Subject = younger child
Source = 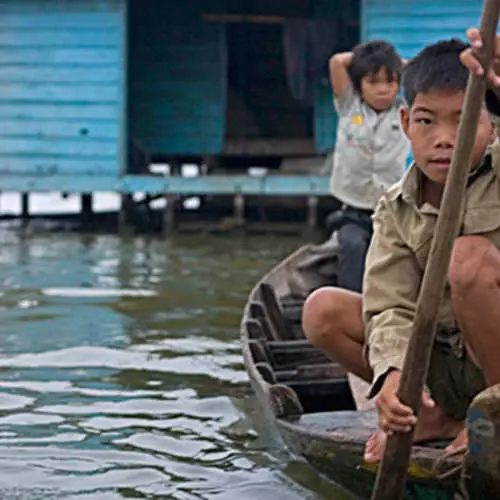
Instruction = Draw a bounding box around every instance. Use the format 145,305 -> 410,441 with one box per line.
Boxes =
304,34 -> 500,463
328,40 -> 410,293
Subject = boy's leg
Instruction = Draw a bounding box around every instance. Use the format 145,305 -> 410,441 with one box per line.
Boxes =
449,235 -> 500,386
445,235 -> 500,450
302,287 -> 372,382
337,221 -> 372,293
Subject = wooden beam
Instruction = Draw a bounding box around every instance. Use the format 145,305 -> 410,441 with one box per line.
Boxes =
202,13 -> 359,27
223,138 -> 316,156
203,13 -> 285,25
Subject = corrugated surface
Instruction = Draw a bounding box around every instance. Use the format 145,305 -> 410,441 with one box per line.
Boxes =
129,1 -> 227,156
363,0 -> 483,59
0,0 -> 125,177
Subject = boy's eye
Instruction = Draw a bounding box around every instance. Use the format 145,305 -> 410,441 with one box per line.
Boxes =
416,117 -> 432,125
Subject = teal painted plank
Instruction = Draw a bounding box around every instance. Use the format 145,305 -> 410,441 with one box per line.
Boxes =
0,174 -> 332,196
131,102 -> 223,121
314,81 -> 338,153
0,0 -> 124,178
0,14 -> 121,29
0,83 -> 119,103
0,28 -> 120,46
0,48 -> 120,64
0,119 -> 119,139
0,157 -> 117,176
0,137 -> 117,157
0,103 -> 119,120
363,0 -> 482,58
0,66 -> 120,83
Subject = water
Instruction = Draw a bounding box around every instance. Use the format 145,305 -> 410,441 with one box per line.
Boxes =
0,231 -> 354,500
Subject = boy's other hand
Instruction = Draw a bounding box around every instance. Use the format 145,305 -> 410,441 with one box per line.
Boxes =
460,28 -> 500,87
375,369 -> 435,434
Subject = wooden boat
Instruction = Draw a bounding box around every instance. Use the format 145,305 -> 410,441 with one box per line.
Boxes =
240,237 -> 500,499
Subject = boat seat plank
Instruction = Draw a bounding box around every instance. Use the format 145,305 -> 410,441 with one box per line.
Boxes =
258,283 -> 300,340
287,410 -> 378,440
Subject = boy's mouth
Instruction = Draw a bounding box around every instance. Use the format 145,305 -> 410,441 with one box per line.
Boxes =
428,157 -> 452,168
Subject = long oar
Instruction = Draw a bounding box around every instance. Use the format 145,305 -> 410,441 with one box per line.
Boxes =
370,2 -> 500,499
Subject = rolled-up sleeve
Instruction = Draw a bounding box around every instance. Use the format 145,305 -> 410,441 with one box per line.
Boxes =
362,197 -> 421,398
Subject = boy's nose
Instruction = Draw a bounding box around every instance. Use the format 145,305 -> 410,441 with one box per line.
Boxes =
435,138 -> 454,149
434,129 -> 456,149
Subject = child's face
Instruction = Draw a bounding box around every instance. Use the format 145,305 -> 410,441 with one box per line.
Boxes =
360,68 -> 399,111
401,90 -> 494,185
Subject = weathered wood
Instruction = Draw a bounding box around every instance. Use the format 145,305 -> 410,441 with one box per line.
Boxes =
273,362 -> 346,382
258,283 -> 292,339
163,160 -> 181,237
306,195 -> 318,230
246,316 -> 275,342
466,383 -> 500,496
256,362 -> 276,384
81,193 -> 93,226
20,192 -> 29,230
202,13 -> 359,27
371,3 -> 500,499
119,193 -> 135,235
223,138 -> 316,156
249,300 -> 283,340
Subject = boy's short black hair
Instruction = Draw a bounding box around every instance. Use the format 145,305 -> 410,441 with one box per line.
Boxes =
403,39 -> 470,107
348,40 -> 403,93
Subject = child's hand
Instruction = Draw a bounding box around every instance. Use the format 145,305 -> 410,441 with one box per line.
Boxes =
375,369 -> 435,434
460,28 -> 500,87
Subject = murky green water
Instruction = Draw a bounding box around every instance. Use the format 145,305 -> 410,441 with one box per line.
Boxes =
0,231 -> 352,500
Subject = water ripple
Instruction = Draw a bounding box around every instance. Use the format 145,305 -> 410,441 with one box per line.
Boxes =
0,233 -> 345,499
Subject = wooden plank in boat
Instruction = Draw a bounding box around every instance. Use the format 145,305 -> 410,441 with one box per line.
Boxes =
257,282 -> 297,340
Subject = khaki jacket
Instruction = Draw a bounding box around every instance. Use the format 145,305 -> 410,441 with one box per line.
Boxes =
363,146 -> 500,397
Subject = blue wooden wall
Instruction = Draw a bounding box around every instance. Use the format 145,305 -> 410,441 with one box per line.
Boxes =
362,0 -> 483,59
0,0 -> 125,177
129,1 -> 227,156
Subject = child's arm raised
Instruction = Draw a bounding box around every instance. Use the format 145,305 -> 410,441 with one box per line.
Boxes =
329,51 -> 353,103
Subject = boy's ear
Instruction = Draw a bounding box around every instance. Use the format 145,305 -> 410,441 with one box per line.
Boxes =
400,107 -> 410,137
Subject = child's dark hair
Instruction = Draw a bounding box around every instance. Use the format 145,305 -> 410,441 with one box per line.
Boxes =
348,40 -> 403,94
403,39 -> 470,106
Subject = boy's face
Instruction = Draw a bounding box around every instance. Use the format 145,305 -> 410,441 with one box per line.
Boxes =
360,68 -> 399,111
401,90 -> 494,185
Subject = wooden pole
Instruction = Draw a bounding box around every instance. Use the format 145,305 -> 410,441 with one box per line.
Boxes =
370,2 -> 500,499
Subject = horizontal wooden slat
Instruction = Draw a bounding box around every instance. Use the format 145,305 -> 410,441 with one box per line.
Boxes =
0,0 -> 123,177
0,119 -> 119,140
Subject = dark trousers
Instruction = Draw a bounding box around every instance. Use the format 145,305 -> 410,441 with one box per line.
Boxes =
336,207 -> 374,293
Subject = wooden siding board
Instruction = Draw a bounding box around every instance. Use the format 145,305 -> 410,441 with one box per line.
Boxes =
0,0 -> 124,177
363,0 -> 483,58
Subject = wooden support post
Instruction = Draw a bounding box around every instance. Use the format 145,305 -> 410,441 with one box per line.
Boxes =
21,193 -> 29,230
119,193 -> 135,236
234,193 -> 245,226
307,195 -> 318,229
163,159 -> 181,236
81,193 -> 93,228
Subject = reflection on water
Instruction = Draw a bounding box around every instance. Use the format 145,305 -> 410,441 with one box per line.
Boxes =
0,231 -> 351,499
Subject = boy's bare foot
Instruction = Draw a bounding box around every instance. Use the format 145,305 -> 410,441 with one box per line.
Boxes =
364,429 -> 387,463
445,427 -> 468,454
363,405 -> 464,464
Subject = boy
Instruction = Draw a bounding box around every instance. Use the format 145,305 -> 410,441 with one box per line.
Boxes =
328,40 -> 410,293
303,34 -> 500,464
